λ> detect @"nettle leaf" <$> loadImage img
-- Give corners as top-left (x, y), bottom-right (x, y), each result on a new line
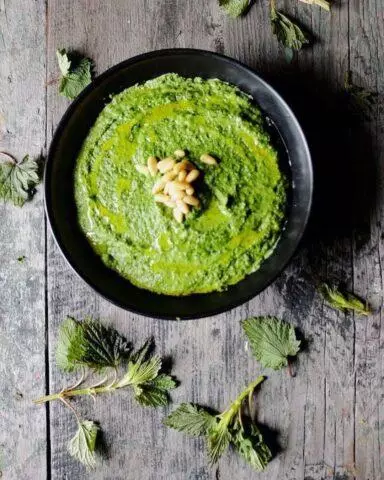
top-left (0, 153), bottom-right (40, 206)
top-left (56, 317), bottom-right (130, 372)
top-left (344, 71), bottom-right (376, 119)
top-left (56, 317), bottom-right (86, 372)
top-left (56, 49), bottom-right (71, 76)
top-left (231, 423), bottom-right (272, 471)
top-left (299, 0), bottom-right (331, 11)
top-left (319, 283), bottom-right (371, 315)
top-left (164, 403), bottom-right (217, 437)
top-left (242, 316), bottom-right (301, 370)
top-left (207, 420), bottom-right (232, 464)
top-left (219, 0), bottom-right (251, 17)
top-left (56, 49), bottom-right (93, 100)
top-left (270, 8), bottom-right (311, 50)
top-left (68, 421), bottom-right (99, 470)
top-left (81, 318), bottom-right (131, 370)
top-left (134, 375), bottom-right (176, 407)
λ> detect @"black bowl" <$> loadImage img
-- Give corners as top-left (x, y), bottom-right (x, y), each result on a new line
top-left (45, 48), bottom-right (312, 320)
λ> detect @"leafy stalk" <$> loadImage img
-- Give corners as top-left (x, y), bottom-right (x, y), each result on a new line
top-left (34, 317), bottom-right (177, 469)
top-left (165, 376), bottom-right (272, 471)
top-left (319, 283), bottom-right (371, 315)
top-left (270, 5), bottom-right (311, 50)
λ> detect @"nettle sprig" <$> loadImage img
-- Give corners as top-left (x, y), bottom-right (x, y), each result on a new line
top-left (219, 0), bottom-right (330, 53)
top-left (34, 317), bottom-right (177, 469)
top-left (164, 376), bottom-right (272, 471)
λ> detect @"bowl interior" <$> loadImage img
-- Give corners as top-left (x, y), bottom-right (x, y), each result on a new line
top-left (45, 49), bottom-right (312, 319)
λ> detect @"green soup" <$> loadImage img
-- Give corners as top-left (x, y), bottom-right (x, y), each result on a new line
top-left (74, 74), bottom-right (287, 295)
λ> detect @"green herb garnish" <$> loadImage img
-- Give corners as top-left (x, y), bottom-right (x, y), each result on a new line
top-left (344, 71), bottom-right (376, 119)
top-left (56, 49), bottom-right (93, 100)
top-left (270, 5), bottom-right (311, 50)
top-left (299, 0), bottom-right (331, 11)
top-left (319, 283), bottom-right (371, 315)
top-left (218, 0), bottom-right (251, 17)
top-left (34, 317), bottom-right (177, 469)
top-left (68, 420), bottom-right (99, 471)
top-left (0, 153), bottom-right (40, 206)
top-left (17, 256), bottom-right (26, 263)
top-left (242, 316), bottom-right (301, 370)
top-left (164, 376), bottom-right (272, 471)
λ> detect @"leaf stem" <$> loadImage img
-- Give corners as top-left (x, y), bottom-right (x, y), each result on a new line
top-left (270, 0), bottom-right (276, 11)
top-left (33, 383), bottom-right (117, 405)
top-left (0, 151), bottom-right (17, 165)
top-left (219, 376), bottom-right (265, 421)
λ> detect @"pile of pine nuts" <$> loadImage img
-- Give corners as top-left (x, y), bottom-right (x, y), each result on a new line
top-left (136, 150), bottom-right (218, 223)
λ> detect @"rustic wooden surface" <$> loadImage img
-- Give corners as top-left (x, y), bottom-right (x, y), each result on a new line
top-left (0, 0), bottom-right (383, 479)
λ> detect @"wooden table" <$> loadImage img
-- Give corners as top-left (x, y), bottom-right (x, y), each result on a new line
top-left (1, 1), bottom-right (383, 479)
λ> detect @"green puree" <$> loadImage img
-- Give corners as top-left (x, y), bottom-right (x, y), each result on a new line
top-left (74, 74), bottom-right (287, 296)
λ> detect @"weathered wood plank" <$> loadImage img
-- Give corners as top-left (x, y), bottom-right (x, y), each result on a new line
top-left (349, 1), bottom-right (384, 479)
top-left (0, 0), bottom-right (47, 478)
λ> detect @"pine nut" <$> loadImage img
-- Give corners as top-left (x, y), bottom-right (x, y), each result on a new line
top-left (135, 165), bottom-right (149, 175)
top-left (186, 169), bottom-right (200, 183)
top-left (173, 208), bottom-right (184, 223)
top-left (171, 181), bottom-right (189, 191)
top-left (152, 178), bottom-right (166, 194)
top-left (154, 194), bottom-right (170, 203)
top-left (164, 200), bottom-right (177, 209)
top-left (186, 186), bottom-right (194, 195)
top-left (181, 159), bottom-right (195, 171)
top-left (200, 153), bottom-right (218, 165)
top-left (147, 156), bottom-right (158, 176)
top-left (184, 195), bottom-right (200, 207)
top-left (174, 149), bottom-right (186, 159)
top-left (178, 170), bottom-right (187, 182)
top-left (158, 157), bottom-right (175, 173)
top-left (171, 189), bottom-right (185, 200)
top-left (176, 199), bottom-right (190, 214)
top-left (163, 171), bottom-right (177, 182)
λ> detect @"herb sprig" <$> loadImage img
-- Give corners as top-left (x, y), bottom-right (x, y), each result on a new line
top-left (0, 152), bottom-right (40, 206)
top-left (164, 376), bottom-right (272, 471)
top-left (56, 49), bottom-right (93, 100)
top-left (34, 317), bottom-right (177, 469)
top-left (242, 317), bottom-right (301, 372)
top-left (319, 283), bottom-right (371, 315)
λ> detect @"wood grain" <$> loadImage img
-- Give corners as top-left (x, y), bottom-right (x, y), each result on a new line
top-left (0, 0), bottom-right (47, 479)
top-left (0, 0), bottom-right (382, 478)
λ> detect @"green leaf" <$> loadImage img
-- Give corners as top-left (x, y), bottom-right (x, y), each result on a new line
top-left (56, 49), bottom-right (93, 100)
top-left (117, 354), bottom-right (162, 389)
top-left (68, 420), bottom-right (99, 470)
top-left (135, 374), bottom-right (177, 407)
top-left (241, 316), bottom-right (301, 370)
top-left (231, 423), bottom-right (272, 471)
top-left (319, 283), bottom-right (371, 315)
top-left (0, 153), bottom-right (40, 206)
top-left (207, 420), bottom-right (232, 464)
top-left (81, 318), bottom-right (131, 370)
top-left (344, 71), bottom-right (376, 119)
top-left (56, 317), bottom-right (86, 372)
top-left (56, 49), bottom-right (71, 76)
top-left (299, 0), bottom-right (331, 11)
top-left (164, 403), bottom-right (217, 436)
top-left (56, 317), bottom-right (130, 372)
top-left (219, 0), bottom-right (251, 17)
top-left (270, 7), bottom-right (311, 50)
